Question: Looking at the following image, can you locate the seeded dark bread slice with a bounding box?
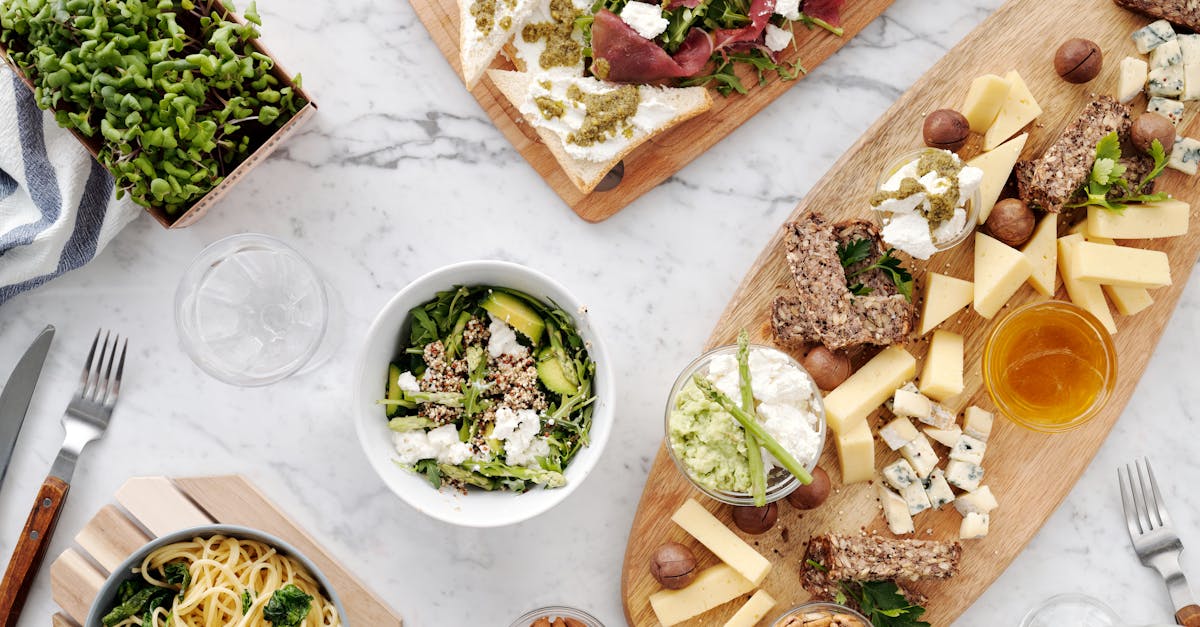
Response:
[771,213,915,351]
[799,534,961,609]
[488,69,712,193]
[1114,0,1200,31]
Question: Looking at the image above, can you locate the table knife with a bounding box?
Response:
[0,326,54,491]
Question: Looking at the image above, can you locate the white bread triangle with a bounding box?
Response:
[459,0,535,88]
[488,69,712,193]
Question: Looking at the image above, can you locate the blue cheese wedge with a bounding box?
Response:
[1151,39,1184,69]
[879,417,921,450]
[954,485,999,516]
[901,481,932,516]
[1149,65,1185,98]
[899,435,939,479]
[1148,97,1186,126]
[924,426,962,448]
[949,434,987,465]
[1133,19,1176,54]
[962,406,994,441]
[1168,136,1200,175]
[877,484,915,535]
[924,402,957,430]
[1118,57,1150,103]
[924,469,956,510]
[945,459,984,491]
[960,512,990,540]
[882,459,919,490]
[1181,35,1200,101]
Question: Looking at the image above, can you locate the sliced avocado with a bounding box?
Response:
[481,291,545,346]
[537,348,579,396]
[386,364,402,417]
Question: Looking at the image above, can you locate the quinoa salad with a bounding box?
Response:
[382,285,596,492]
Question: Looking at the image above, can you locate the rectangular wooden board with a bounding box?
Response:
[50,475,402,626]
[407,0,894,222]
[620,0,1200,624]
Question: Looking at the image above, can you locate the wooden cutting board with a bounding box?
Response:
[49,475,402,626]
[621,0,1200,624]
[407,0,893,222]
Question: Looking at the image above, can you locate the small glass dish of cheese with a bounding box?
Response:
[870,149,984,260]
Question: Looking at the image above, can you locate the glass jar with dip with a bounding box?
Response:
[983,300,1118,432]
[772,601,872,627]
[871,149,983,260]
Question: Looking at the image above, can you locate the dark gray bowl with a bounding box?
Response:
[85,524,347,626]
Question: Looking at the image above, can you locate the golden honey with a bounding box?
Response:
[983,301,1117,432]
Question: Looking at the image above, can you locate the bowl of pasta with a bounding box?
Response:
[87,525,345,627]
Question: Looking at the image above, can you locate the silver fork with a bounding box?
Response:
[0,331,127,626]
[1120,458,1200,627]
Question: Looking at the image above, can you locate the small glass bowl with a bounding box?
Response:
[664,344,827,506]
[509,606,604,627]
[872,148,983,255]
[1019,593,1120,627]
[772,601,873,627]
[983,300,1118,433]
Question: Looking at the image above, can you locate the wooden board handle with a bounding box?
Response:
[1177,604,1200,626]
[0,475,69,627]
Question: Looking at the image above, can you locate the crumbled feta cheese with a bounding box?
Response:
[392,424,473,465]
[764,24,793,52]
[958,164,983,199]
[620,1,668,40]
[773,0,800,20]
[876,192,927,216]
[487,314,528,358]
[397,371,420,393]
[882,211,938,260]
[493,406,551,467]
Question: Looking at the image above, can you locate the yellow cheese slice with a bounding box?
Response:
[671,499,771,586]
[919,330,964,402]
[723,590,776,627]
[1071,241,1171,288]
[983,71,1042,151]
[1058,234,1117,333]
[835,419,875,484]
[649,564,756,627]
[973,232,1033,319]
[1083,234,1154,315]
[1021,214,1058,296]
[968,133,1028,223]
[1087,200,1190,239]
[823,345,917,433]
[918,272,974,335]
[962,73,1013,133]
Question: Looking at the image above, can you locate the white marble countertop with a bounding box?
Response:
[1,0,1199,624]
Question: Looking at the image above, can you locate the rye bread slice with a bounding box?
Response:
[1114,0,1200,31]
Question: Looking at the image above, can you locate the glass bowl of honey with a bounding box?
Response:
[983,300,1117,432]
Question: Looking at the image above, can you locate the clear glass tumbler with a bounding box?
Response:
[175,233,341,386]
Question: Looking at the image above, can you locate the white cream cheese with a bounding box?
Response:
[873,150,984,260]
[620,1,669,40]
[508,0,590,75]
[764,24,794,52]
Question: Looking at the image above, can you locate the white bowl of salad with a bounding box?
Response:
[354,260,613,527]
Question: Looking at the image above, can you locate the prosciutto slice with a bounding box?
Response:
[591,10,713,82]
[802,0,844,26]
[666,0,703,9]
[711,0,775,49]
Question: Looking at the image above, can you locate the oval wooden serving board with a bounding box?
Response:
[621,0,1200,624]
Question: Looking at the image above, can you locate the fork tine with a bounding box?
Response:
[78,330,100,393]
[1134,460,1157,531]
[85,332,110,401]
[99,334,118,403]
[1144,458,1171,527]
[1120,465,1142,536]
[104,339,127,409]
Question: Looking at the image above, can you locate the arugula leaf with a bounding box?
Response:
[263,584,313,627]
[841,581,931,627]
[681,50,802,96]
[409,459,443,489]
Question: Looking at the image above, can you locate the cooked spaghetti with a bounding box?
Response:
[102,534,340,627]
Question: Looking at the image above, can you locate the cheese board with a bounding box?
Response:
[620,0,1200,624]
[48,475,403,626]
[407,0,893,222]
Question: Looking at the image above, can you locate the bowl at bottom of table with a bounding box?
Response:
[354,259,614,528]
[772,601,873,627]
[86,524,346,627]
[510,605,605,627]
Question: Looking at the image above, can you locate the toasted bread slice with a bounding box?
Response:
[500,0,589,76]
[488,69,712,193]
[459,0,536,88]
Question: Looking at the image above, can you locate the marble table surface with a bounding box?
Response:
[2,0,1199,624]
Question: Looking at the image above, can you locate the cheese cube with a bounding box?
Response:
[949,434,987,465]
[879,417,921,450]
[924,469,956,509]
[1087,200,1190,238]
[1072,241,1172,288]
[1180,35,1200,101]
[672,499,772,585]
[919,330,964,402]
[959,512,990,540]
[1022,214,1058,296]
[924,402,957,430]
[974,232,1033,319]
[901,481,932,516]
[924,426,963,447]
[983,71,1042,151]
[1132,19,1176,54]
[962,406,994,441]
[1151,39,1183,68]
[1149,65,1185,98]
[1058,234,1117,333]
[649,564,756,627]
[1168,136,1200,175]
[1148,97,1185,126]
[1117,57,1149,103]
[835,419,875,485]
[961,74,1012,133]
[878,484,915,535]
[824,346,916,433]
[954,485,999,516]
[891,388,932,422]
[945,460,985,492]
[969,133,1028,223]
[881,459,919,490]
[918,272,974,335]
[900,435,939,479]
[723,590,776,627]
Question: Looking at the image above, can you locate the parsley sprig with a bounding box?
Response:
[836,239,914,301]
[839,581,932,627]
[1066,131,1170,212]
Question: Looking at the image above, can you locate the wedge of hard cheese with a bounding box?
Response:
[648,564,755,627]
[672,499,771,585]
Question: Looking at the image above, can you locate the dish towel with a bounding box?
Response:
[0,65,140,307]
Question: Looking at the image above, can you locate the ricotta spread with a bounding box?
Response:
[872,149,984,260]
[620,1,669,40]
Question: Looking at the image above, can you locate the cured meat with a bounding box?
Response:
[591,10,713,82]
[666,0,704,9]
[802,0,844,26]
[712,0,775,50]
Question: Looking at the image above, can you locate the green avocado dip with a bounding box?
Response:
[668,379,752,492]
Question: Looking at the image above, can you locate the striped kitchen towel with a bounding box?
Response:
[0,65,140,307]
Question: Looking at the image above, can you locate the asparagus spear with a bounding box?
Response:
[693,375,813,485]
[737,331,767,506]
